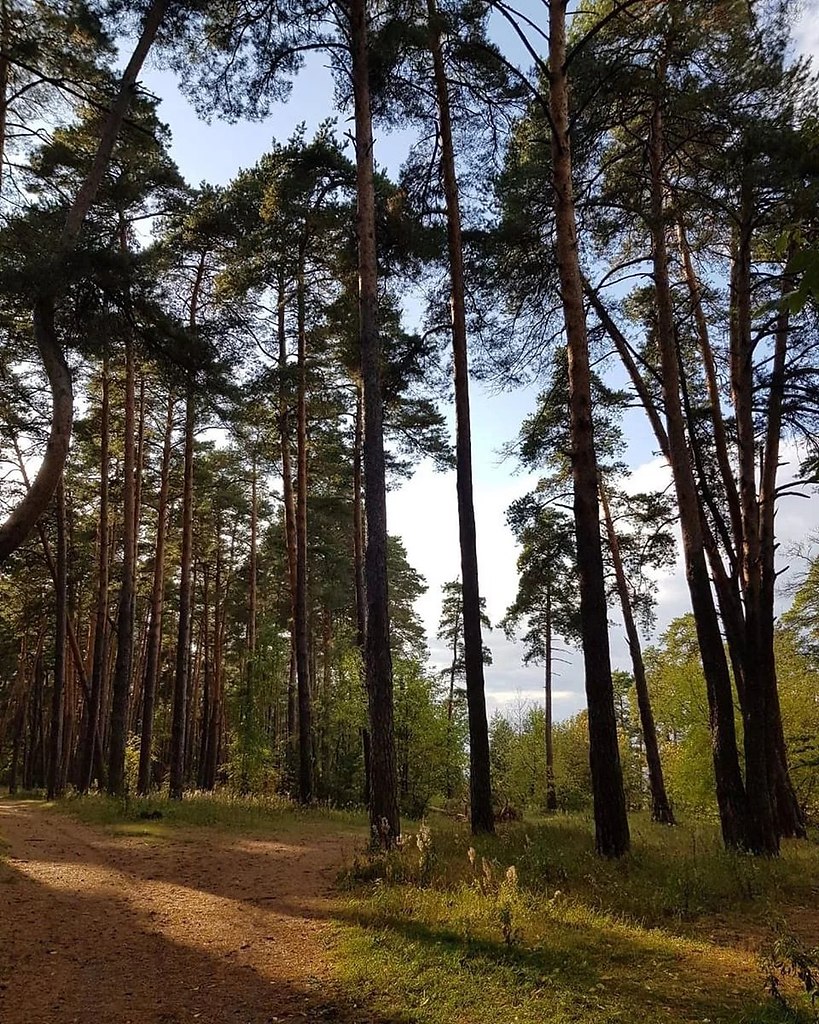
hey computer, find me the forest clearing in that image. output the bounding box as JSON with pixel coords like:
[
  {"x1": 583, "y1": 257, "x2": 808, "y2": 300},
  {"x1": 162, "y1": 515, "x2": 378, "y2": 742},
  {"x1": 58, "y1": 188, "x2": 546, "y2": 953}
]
[{"x1": 1, "y1": 793, "x2": 818, "y2": 1024}]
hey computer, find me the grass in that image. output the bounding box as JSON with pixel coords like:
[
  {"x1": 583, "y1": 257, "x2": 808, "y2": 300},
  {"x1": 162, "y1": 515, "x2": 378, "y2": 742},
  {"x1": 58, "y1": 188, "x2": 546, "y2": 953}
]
[
  {"x1": 48, "y1": 788, "x2": 368, "y2": 839},
  {"x1": 331, "y1": 812, "x2": 819, "y2": 1024}
]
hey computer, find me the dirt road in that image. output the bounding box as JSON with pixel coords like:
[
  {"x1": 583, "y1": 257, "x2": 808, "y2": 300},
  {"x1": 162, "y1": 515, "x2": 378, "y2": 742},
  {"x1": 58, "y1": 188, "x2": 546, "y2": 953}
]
[{"x1": 0, "y1": 800, "x2": 376, "y2": 1024}]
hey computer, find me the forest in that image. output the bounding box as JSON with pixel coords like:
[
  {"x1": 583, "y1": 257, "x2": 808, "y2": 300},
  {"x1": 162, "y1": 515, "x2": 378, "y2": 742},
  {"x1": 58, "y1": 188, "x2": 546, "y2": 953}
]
[{"x1": 1, "y1": 1, "x2": 819, "y2": 1022}]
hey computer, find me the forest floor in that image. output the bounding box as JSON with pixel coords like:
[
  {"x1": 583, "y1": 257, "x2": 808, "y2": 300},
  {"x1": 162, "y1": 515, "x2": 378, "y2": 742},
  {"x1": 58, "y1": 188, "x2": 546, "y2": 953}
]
[
  {"x1": 2, "y1": 796, "x2": 818, "y2": 1024},
  {"x1": 0, "y1": 796, "x2": 383, "y2": 1024}
]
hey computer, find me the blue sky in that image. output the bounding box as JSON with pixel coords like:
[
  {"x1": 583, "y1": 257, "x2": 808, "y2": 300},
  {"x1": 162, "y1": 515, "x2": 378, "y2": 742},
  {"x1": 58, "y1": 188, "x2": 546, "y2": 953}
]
[{"x1": 134, "y1": 3, "x2": 819, "y2": 721}]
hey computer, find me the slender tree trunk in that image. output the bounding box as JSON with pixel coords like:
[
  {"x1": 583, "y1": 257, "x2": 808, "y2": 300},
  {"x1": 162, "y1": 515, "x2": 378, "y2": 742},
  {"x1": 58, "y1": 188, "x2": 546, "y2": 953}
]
[
  {"x1": 138, "y1": 392, "x2": 174, "y2": 795},
  {"x1": 47, "y1": 476, "x2": 67, "y2": 799},
  {"x1": 350, "y1": 0, "x2": 400, "y2": 846},
  {"x1": 169, "y1": 384, "x2": 195, "y2": 800},
  {"x1": 295, "y1": 248, "x2": 313, "y2": 803},
  {"x1": 599, "y1": 478, "x2": 674, "y2": 824},
  {"x1": 544, "y1": 581, "x2": 557, "y2": 812},
  {"x1": 648, "y1": 93, "x2": 747, "y2": 850},
  {"x1": 729, "y1": 184, "x2": 778, "y2": 855},
  {"x1": 0, "y1": 0, "x2": 10, "y2": 198},
  {"x1": 759, "y1": 290, "x2": 806, "y2": 839},
  {"x1": 548, "y1": 0, "x2": 629, "y2": 857},
  {"x1": 428, "y1": 0, "x2": 493, "y2": 835},
  {"x1": 352, "y1": 381, "x2": 373, "y2": 805},
  {"x1": 203, "y1": 531, "x2": 221, "y2": 791},
  {"x1": 108, "y1": 310, "x2": 137, "y2": 797}
]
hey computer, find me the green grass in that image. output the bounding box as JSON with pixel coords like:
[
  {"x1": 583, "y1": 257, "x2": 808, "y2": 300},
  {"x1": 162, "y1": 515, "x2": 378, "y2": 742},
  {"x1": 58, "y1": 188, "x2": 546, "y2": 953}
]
[
  {"x1": 330, "y1": 812, "x2": 819, "y2": 1024},
  {"x1": 52, "y1": 788, "x2": 368, "y2": 839}
]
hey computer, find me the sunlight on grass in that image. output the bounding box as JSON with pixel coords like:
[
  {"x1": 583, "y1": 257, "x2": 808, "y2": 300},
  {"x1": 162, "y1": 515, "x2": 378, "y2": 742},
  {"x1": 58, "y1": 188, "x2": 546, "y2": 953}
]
[{"x1": 331, "y1": 813, "x2": 819, "y2": 1024}]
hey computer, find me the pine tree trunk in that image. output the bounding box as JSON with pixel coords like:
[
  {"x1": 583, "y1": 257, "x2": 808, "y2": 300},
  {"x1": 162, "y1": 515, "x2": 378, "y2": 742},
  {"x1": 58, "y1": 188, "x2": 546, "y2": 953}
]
[
  {"x1": 295, "y1": 249, "x2": 313, "y2": 803},
  {"x1": 729, "y1": 184, "x2": 778, "y2": 855},
  {"x1": 350, "y1": 0, "x2": 400, "y2": 846},
  {"x1": 599, "y1": 478, "x2": 674, "y2": 824},
  {"x1": 108, "y1": 316, "x2": 137, "y2": 797},
  {"x1": 47, "y1": 476, "x2": 67, "y2": 799},
  {"x1": 352, "y1": 382, "x2": 372, "y2": 804},
  {"x1": 138, "y1": 392, "x2": 174, "y2": 795},
  {"x1": 428, "y1": 0, "x2": 493, "y2": 835},
  {"x1": 169, "y1": 384, "x2": 195, "y2": 800},
  {"x1": 544, "y1": 581, "x2": 557, "y2": 812},
  {"x1": 648, "y1": 94, "x2": 747, "y2": 850},
  {"x1": 548, "y1": 0, "x2": 629, "y2": 858}
]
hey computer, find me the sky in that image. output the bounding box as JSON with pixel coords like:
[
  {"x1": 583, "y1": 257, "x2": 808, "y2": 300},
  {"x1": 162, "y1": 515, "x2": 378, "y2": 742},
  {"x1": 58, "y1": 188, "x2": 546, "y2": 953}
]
[{"x1": 131, "y1": 2, "x2": 819, "y2": 721}]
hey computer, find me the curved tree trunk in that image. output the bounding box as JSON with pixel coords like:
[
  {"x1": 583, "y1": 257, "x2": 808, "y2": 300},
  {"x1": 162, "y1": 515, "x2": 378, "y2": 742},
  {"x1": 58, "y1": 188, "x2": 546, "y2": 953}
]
[
  {"x1": 548, "y1": 0, "x2": 629, "y2": 858},
  {"x1": 428, "y1": 0, "x2": 493, "y2": 835},
  {"x1": 0, "y1": 0, "x2": 170, "y2": 562},
  {"x1": 350, "y1": 0, "x2": 400, "y2": 846}
]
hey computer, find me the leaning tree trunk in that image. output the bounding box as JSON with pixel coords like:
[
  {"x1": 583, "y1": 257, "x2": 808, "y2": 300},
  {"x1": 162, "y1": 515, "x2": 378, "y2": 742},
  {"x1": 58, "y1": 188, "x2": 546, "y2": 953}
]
[
  {"x1": 599, "y1": 478, "x2": 674, "y2": 824},
  {"x1": 137, "y1": 392, "x2": 174, "y2": 795},
  {"x1": 548, "y1": 0, "x2": 629, "y2": 858},
  {"x1": 350, "y1": 0, "x2": 400, "y2": 846},
  {"x1": 648, "y1": 93, "x2": 747, "y2": 850},
  {"x1": 428, "y1": 0, "x2": 493, "y2": 835},
  {"x1": 47, "y1": 476, "x2": 67, "y2": 800},
  {"x1": 108, "y1": 320, "x2": 137, "y2": 797},
  {"x1": 0, "y1": 0, "x2": 170, "y2": 562}
]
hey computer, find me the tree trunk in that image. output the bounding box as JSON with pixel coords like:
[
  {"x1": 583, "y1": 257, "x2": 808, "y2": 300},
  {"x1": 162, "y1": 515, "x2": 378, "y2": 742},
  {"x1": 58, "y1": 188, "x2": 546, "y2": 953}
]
[
  {"x1": 47, "y1": 476, "x2": 67, "y2": 799},
  {"x1": 169, "y1": 384, "x2": 195, "y2": 800},
  {"x1": 352, "y1": 381, "x2": 372, "y2": 805},
  {"x1": 107, "y1": 317, "x2": 137, "y2": 797},
  {"x1": 295, "y1": 247, "x2": 313, "y2": 803},
  {"x1": 138, "y1": 392, "x2": 174, "y2": 795},
  {"x1": 428, "y1": 0, "x2": 493, "y2": 835},
  {"x1": 648, "y1": 93, "x2": 747, "y2": 850},
  {"x1": 0, "y1": 0, "x2": 170, "y2": 562},
  {"x1": 544, "y1": 581, "x2": 557, "y2": 812},
  {"x1": 759, "y1": 289, "x2": 806, "y2": 839},
  {"x1": 599, "y1": 478, "x2": 674, "y2": 824},
  {"x1": 350, "y1": 0, "x2": 400, "y2": 847},
  {"x1": 548, "y1": 0, "x2": 629, "y2": 858}
]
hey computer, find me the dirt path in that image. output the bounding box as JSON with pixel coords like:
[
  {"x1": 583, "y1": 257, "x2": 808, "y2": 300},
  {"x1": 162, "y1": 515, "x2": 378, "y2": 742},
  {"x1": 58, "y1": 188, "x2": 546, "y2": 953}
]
[{"x1": 0, "y1": 800, "x2": 376, "y2": 1024}]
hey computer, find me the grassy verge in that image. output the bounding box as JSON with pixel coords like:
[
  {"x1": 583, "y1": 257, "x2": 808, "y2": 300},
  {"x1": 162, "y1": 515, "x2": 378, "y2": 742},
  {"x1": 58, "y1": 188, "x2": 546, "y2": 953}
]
[
  {"x1": 331, "y1": 812, "x2": 819, "y2": 1024},
  {"x1": 51, "y1": 789, "x2": 368, "y2": 839}
]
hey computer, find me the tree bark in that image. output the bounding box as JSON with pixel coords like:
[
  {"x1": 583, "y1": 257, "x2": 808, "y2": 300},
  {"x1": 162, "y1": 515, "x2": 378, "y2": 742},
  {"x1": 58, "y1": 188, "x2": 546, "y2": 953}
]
[
  {"x1": 548, "y1": 0, "x2": 629, "y2": 857},
  {"x1": 137, "y1": 392, "x2": 174, "y2": 795},
  {"x1": 350, "y1": 0, "x2": 400, "y2": 846},
  {"x1": 428, "y1": 0, "x2": 493, "y2": 835}
]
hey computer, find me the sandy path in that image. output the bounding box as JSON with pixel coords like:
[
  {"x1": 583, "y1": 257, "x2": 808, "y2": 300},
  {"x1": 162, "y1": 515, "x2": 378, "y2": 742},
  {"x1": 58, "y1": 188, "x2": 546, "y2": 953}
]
[{"x1": 0, "y1": 800, "x2": 376, "y2": 1024}]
